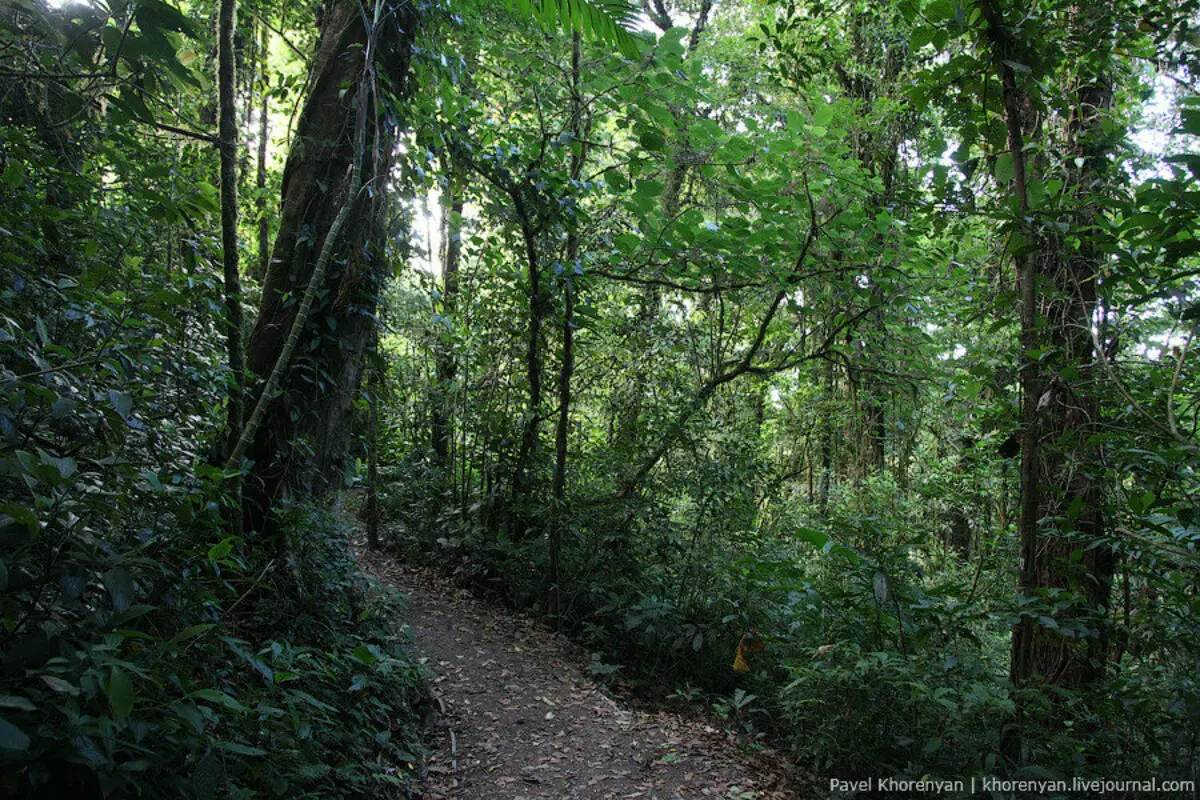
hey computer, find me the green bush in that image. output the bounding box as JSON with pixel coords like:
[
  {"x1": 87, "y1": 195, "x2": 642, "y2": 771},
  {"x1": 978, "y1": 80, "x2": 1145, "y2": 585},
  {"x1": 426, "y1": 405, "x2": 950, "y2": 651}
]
[{"x1": 0, "y1": 493, "x2": 425, "y2": 799}]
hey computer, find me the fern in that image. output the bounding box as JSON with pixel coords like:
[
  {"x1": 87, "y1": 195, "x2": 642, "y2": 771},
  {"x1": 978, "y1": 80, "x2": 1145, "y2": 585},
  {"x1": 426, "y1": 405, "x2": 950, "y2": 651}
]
[{"x1": 505, "y1": 0, "x2": 642, "y2": 57}]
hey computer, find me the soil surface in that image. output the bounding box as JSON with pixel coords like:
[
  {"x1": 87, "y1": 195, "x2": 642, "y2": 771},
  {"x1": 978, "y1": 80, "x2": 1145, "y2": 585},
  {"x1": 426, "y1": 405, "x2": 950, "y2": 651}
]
[{"x1": 355, "y1": 549, "x2": 795, "y2": 800}]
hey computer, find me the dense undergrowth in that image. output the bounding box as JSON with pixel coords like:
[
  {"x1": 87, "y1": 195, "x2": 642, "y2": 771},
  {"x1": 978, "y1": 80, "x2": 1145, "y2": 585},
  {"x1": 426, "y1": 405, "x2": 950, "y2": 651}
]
[
  {"x1": 0, "y1": 125, "x2": 425, "y2": 797},
  {"x1": 379, "y1": 463, "x2": 1200, "y2": 792},
  {"x1": 6, "y1": 0, "x2": 1200, "y2": 797},
  {"x1": 0, "y1": 476, "x2": 426, "y2": 799}
]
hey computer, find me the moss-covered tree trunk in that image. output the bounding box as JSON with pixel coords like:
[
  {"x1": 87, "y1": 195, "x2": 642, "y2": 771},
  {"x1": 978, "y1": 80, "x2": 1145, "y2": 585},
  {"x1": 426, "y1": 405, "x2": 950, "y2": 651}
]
[
  {"x1": 241, "y1": 0, "x2": 417, "y2": 535},
  {"x1": 981, "y1": 0, "x2": 1116, "y2": 761}
]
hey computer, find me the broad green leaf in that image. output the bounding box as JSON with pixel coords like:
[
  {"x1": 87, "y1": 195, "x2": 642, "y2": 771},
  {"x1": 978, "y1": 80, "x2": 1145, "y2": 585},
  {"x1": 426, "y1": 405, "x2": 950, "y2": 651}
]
[
  {"x1": 0, "y1": 716, "x2": 30, "y2": 751},
  {"x1": 103, "y1": 567, "x2": 135, "y2": 613},
  {"x1": 0, "y1": 695, "x2": 36, "y2": 712},
  {"x1": 108, "y1": 390, "x2": 135, "y2": 421},
  {"x1": 504, "y1": 0, "x2": 641, "y2": 57},
  {"x1": 163, "y1": 623, "x2": 216, "y2": 652},
  {"x1": 638, "y1": 130, "x2": 666, "y2": 152},
  {"x1": 812, "y1": 103, "x2": 834, "y2": 128},
  {"x1": 207, "y1": 538, "x2": 235, "y2": 561},
  {"x1": 191, "y1": 689, "x2": 246, "y2": 713},
  {"x1": 994, "y1": 152, "x2": 1014, "y2": 185},
  {"x1": 0, "y1": 504, "x2": 39, "y2": 539},
  {"x1": 794, "y1": 528, "x2": 859, "y2": 563},
  {"x1": 41, "y1": 676, "x2": 80, "y2": 696},
  {"x1": 107, "y1": 667, "x2": 134, "y2": 718},
  {"x1": 2, "y1": 162, "x2": 23, "y2": 190}
]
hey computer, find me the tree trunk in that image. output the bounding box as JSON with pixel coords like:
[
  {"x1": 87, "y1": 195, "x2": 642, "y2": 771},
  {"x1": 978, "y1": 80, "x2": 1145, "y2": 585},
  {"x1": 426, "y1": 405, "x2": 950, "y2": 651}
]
[
  {"x1": 818, "y1": 357, "x2": 834, "y2": 515},
  {"x1": 549, "y1": 31, "x2": 586, "y2": 618},
  {"x1": 365, "y1": 335, "x2": 380, "y2": 550},
  {"x1": 240, "y1": 0, "x2": 417, "y2": 535},
  {"x1": 217, "y1": 0, "x2": 244, "y2": 536},
  {"x1": 507, "y1": 202, "x2": 546, "y2": 537},
  {"x1": 432, "y1": 172, "x2": 464, "y2": 471},
  {"x1": 255, "y1": 23, "x2": 271, "y2": 281},
  {"x1": 980, "y1": 0, "x2": 1116, "y2": 762}
]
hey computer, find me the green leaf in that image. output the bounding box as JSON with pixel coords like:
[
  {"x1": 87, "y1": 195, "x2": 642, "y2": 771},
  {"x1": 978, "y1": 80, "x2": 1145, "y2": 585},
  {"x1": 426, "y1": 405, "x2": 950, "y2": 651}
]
[
  {"x1": 193, "y1": 752, "x2": 221, "y2": 800},
  {"x1": 0, "y1": 504, "x2": 39, "y2": 539},
  {"x1": 218, "y1": 742, "x2": 267, "y2": 756},
  {"x1": 634, "y1": 179, "x2": 663, "y2": 198},
  {"x1": 103, "y1": 566, "x2": 135, "y2": 613},
  {"x1": 170, "y1": 701, "x2": 205, "y2": 733},
  {"x1": 41, "y1": 676, "x2": 80, "y2": 696},
  {"x1": 0, "y1": 715, "x2": 30, "y2": 751},
  {"x1": 994, "y1": 152, "x2": 1014, "y2": 185},
  {"x1": 0, "y1": 695, "x2": 36, "y2": 712},
  {"x1": 638, "y1": 130, "x2": 666, "y2": 152},
  {"x1": 1178, "y1": 109, "x2": 1200, "y2": 137},
  {"x1": 108, "y1": 390, "x2": 134, "y2": 421},
  {"x1": 112, "y1": 86, "x2": 156, "y2": 124},
  {"x1": 794, "y1": 528, "x2": 860, "y2": 563},
  {"x1": 614, "y1": 233, "x2": 641, "y2": 253},
  {"x1": 1015, "y1": 765, "x2": 1065, "y2": 781},
  {"x1": 207, "y1": 538, "x2": 235, "y2": 561},
  {"x1": 909, "y1": 25, "x2": 935, "y2": 50},
  {"x1": 163, "y1": 623, "x2": 216, "y2": 652},
  {"x1": 191, "y1": 689, "x2": 246, "y2": 713},
  {"x1": 812, "y1": 103, "x2": 834, "y2": 128},
  {"x1": 1066, "y1": 496, "x2": 1084, "y2": 520},
  {"x1": 107, "y1": 667, "x2": 134, "y2": 718},
  {"x1": 135, "y1": 0, "x2": 196, "y2": 36},
  {"x1": 505, "y1": 0, "x2": 641, "y2": 57},
  {"x1": 112, "y1": 604, "x2": 158, "y2": 625},
  {"x1": 2, "y1": 162, "x2": 24, "y2": 190},
  {"x1": 603, "y1": 171, "x2": 630, "y2": 192},
  {"x1": 288, "y1": 690, "x2": 335, "y2": 711}
]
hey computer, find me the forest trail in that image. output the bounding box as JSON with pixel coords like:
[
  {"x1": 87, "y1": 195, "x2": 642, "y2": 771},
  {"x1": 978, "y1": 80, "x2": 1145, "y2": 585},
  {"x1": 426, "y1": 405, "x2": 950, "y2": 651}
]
[{"x1": 354, "y1": 546, "x2": 795, "y2": 800}]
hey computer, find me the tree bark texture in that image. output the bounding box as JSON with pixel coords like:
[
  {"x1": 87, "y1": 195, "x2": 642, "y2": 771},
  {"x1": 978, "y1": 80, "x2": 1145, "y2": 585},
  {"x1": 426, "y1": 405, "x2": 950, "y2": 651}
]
[
  {"x1": 241, "y1": 0, "x2": 417, "y2": 533},
  {"x1": 981, "y1": 0, "x2": 1116, "y2": 760}
]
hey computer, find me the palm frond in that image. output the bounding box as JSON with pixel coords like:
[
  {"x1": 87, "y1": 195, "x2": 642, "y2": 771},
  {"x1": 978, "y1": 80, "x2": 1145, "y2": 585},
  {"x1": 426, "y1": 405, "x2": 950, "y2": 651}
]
[{"x1": 506, "y1": 0, "x2": 643, "y2": 57}]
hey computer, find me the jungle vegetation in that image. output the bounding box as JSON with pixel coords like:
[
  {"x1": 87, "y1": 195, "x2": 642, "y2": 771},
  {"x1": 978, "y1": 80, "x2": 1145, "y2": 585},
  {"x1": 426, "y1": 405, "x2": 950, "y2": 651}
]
[{"x1": 1, "y1": 0, "x2": 1199, "y2": 796}]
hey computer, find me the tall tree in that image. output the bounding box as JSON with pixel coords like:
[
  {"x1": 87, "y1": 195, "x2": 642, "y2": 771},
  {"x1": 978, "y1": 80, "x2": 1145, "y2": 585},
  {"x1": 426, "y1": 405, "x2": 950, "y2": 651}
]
[
  {"x1": 978, "y1": 0, "x2": 1117, "y2": 760},
  {"x1": 432, "y1": 167, "x2": 464, "y2": 474},
  {"x1": 235, "y1": 0, "x2": 418, "y2": 534},
  {"x1": 549, "y1": 30, "x2": 588, "y2": 616},
  {"x1": 217, "y1": 0, "x2": 244, "y2": 535},
  {"x1": 255, "y1": 22, "x2": 271, "y2": 281}
]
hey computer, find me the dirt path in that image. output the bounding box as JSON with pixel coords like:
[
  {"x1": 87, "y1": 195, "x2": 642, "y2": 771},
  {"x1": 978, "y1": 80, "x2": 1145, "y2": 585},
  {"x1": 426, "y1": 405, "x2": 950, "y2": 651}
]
[{"x1": 355, "y1": 550, "x2": 794, "y2": 800}]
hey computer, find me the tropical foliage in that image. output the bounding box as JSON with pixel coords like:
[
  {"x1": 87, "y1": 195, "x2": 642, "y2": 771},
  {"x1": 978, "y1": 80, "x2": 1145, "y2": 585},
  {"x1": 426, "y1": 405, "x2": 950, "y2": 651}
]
[{"x1": 2, "y1": 0, "x2": 1198, "y2": 796}]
